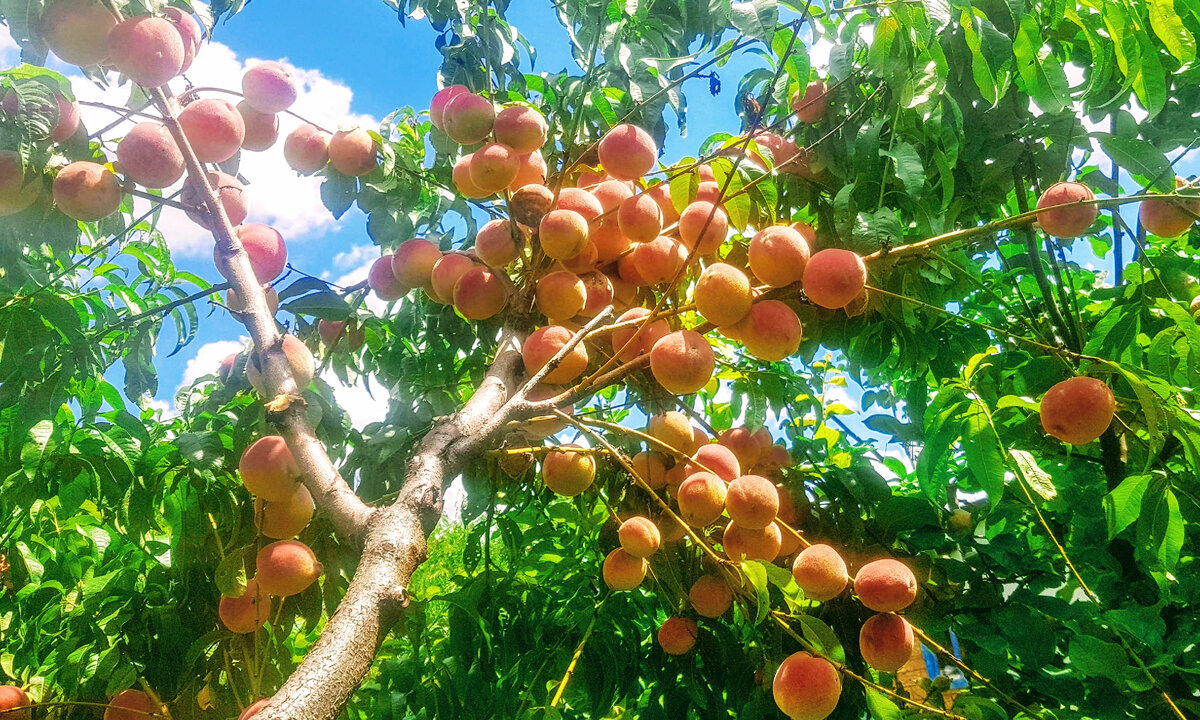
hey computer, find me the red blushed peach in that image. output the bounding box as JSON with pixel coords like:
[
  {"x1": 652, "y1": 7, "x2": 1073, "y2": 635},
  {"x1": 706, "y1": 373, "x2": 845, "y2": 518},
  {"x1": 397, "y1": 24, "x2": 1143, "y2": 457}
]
[
  {"x1": 329, "y1": 128, "x2": 379, "y2": 176},
  {"x1": 610, "y1": 307, "x2": 670, "y2": 361},
  {"x1": 556, "y1": 187, "x2": 604, "y2": 221},
  {"x1": 475, "y1": 218, "x2": 521, "y2": 266},
  {"x1": 792, "y1": 544, "x2": 848, "y2": 601},
  {"x1": 678, "y1": 201, "x2": 728, "y2": 254},
  {"x1": 561, "y1": 241, "x2": 599, "y2": 274},
  {"x1": 430, "y1": 85, "x2": 470, "y2": 130},
  {"x1": 536, "y1": 270, "x2": 587, "y2": 321},
  {"x1": 0, "y1": 685, "x2": 30, "y2": 720},
  {"x1": 772, "y1": 652, "x2": 841, "y2": 720},
  {"x1": 239, "y1": 435, "x2": 301, "y2": 501},
  {"x1": 598, "y1": 123, "x2": 657, "y2": 180},
  {"x1": 677, "y1": 471, "x2": 727, "y2": 527},
  {"x1": 618, "y1": 193, "x2": 663, "y2": 243},
  {"x1": 619, "y1": 516, "x2": 661, "y2": 557},
  {"x1": 792, "y1": 80, "x2": 829, "y2": 123},
  {"x1": 859, "y1": 613, "x2": 915, "y2": 673},
  {"x1": 318, "y1": 320, "x2": 345, "y2": 346},
  {"x1": 42, "y1": 0, "x2": 117, "y2": 67},
  {"x1": 802, "y1": 249, "x2": 867, "y2": 309},
  {"x1": 511, "y1": 184, "x2": 554, "y2": 227},
  {"x1": 430, "y1": 253, "x2": 477, "y2": 304},
  {"x1": 443, "y1": 92, "x2": 495, "y2": 144},
  {"x1": 695, "y1": 180, "x2": 725, "y2": 208},
  {"x1": 719, "y1": 429, "x2": 763, "y2": 470},
  {"x1": 579, "y1": 272, "x2": 613, "y2": 317},
  {"x1": 237, "y1": 101, "x2": 279, "y2": 152},
  {"x1": 755, "y1": 131, "x2": 822, "y2": 179},
  {"x1": 646, "y1": 181, "x2": 681, "y2": 224},
  {"x1": 633, "y1": 235, "x2": 687, "y2": 285},
  {"x1": 179, "y1": 98, "x2": 245, "y2": 163},
  {"x1": 658, "y1": 617, "x2": 699, "y2": 655},
  {"x1": 284, "y1": 124, "x2": 330, "y2": 173},
  {"x1": 723, "y1": 521, "x2": 782, "y2": 561},
  {"x1": 725, "y1": 474, "x2": 779, "y2": 529},
  {"x1": 0, "y1": 151, "x2": 41, "y2": 216},
  {"x1": 591, "y1": 223, "x2": 631, "y2": 262},
  {"x1": 219, "y1": 578, "x2": 271, "y2": 633},
  {"x1": 592, "y1": 179, "x2": 634, "y2": 219},
  {"x1": 255, "y1": 540, "x2": 322, "y2": 597},
  {"x1": 854, "y1": 559, "x2": 918, "y2": 612},
  {"x1": 736, "y1": 300, "x2": 803, "y2": 362},
  {"x1": 117, "y1": 122, "x2": 184, "y2": 188},
  {"x1": 510, "y1": 151, "x2": 547, "y2": 191},
  {"x1": 246, "y1": 335, "x2": 314, "y2": 395},
  {"x1": 1139, "y1": 177, "x2": 1199, "y2": 237},
  {"x1": 228, "y1": 223, "x2": 287, "y2": 282},
  {"x1": 453, "y1": 154, "x2": 490, "y2": 198},
  {"x1": 749, "y1": 225, "x2": 811, "y2": 287},
  {"x1": 107, "y1": 16, "x2": 184, "y2": 88},
  {"x1": 1035, "y1": 181, "x2": 1097, "y2": 238},
  {"x1": 646, "y1": 411, "x2": 693, "y2": 454},
  {"x1": 523, "y1": 325, "x2": 589, "y2": 384},
  {"x1": 543, "y1": 445, "x2": 595, "y2": 496},
  {"x1": 540, "y1": 209, "x2": 590, "y2": 260},
  {"x1": 650, "y1": 330, "x2": 714, "y2": 395},
  {"x1": 689, "y1": 575, "x2": 733, "y2": 618},
  {"x1": 254, "y1": 483, "x2": 315, "y2": 539},
  {"x1": 238, "y1": 698, "x2": 272, "y2": 720},
  {"x1": 494, "y1": 105, "x2": 547, "y2": 153},
  {"x1": 603, "y1": 547, "x2": 647, "y2": 590},
  {"x1": 526, "y1": 384, "x2": 571, "y2": 438},
  {"x1": 183, "y1": 171, "x2": 248, "y2": 229},
  {"x1": 162, "y1": 7, "x2": 201, "y2": 73},
  {"x1": 469, "y1": 142, "x2": 520, "y2": 193},
  {"x1": 695, "y1": 263, "x2": 753, "y2": 327},
  {"x1": 104, "y1": 690, "x2": 159, "y2": 720},
  {"x1": 687, "y1": 442, "x2": 740, "y2": 483},
  {"x1": 53, "y1": 161, "x2": 120, "y2": 221},
  {"x1": 453, "y1": 267, "x2": 507, "y2": 320},
  {"x1": 1039, "y1": 376, "x2": 1115, "y2": 445},
  {"x1": 226, "y1": 285, "x2": 279, "y2": 315},
  {"x1": 242, "y1": 61, "x2": 297, "y2": 114},
  {"x1": 369, "y1": 255, "x2": 410, "y2": 301},
  {"x1": 392, "y1": 238, "x2": 442, "y2": 288},
  {"x1": 632, "y1": 450, "x2": 669, "y2": 488}
]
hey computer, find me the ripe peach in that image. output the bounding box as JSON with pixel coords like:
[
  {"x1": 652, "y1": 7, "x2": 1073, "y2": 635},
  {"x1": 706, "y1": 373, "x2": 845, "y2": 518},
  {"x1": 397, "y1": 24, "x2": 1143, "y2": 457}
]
[
  {"x1": 246, "y1": 335, "x2": 315, "y2": 395},
  {"x1": 736, "y1": 300, "x2": 803, "y2": 362},
  {"x1": 802, "y1": 249, "x2": 867, "y2": 309},
  {"x1": 590, "y1": 223, "x2": 631, "y2": 262},
  {"x1": 792, "y1": 80, "x2": 829, "y2": 123},
  {"x1": 689, "y1": 575, "x2": 733, "y2": 617},
  {"x1": 429, "y1": 253, "x2": 476, "y2": 304},
  {"x1": 598, "y1": 123, "x2": 657, "y2": 180},
  {"x1": 539, "y1": 209, "x2": 589, "y2": 260},
  {"x1": 677, "y1": 471, "x2": 727, "y2": 527},
  {"x1": 778, "y1": 525, "x2": 802, "y2": 558},
  {"x1": 1139, "y1": 177, "x2": 1199, "y2": 237},
  {"x1": 0, "y1": 152, "x2": 40, "y2": 216},
  {"x1": 369, "y1": 255, "x2": 410, "y2": 300},
  {"x1": 632, "y1": 450, "x2": 669, "y2": 488},
  {"x1": 633, "y1": 235, "x2": 687, "y2": 285},
  {"x1": 556, "y1": 187, "x2": 604, "y2": 221},
  {"x1": 695, "y1": 180, "x2": 724, "y2": 207},
  {"x1": 430, "y1": 84, "x2": 469, "y2": 130},
  {"x1": 494, "y1": 105, "x2": 547, "y2": 153},
  {"x1": 118, "y1": 122, "x2": 184, "y2": 188},
  {"x1": 225, "y1": 284, "x2": 279, "y2": 315},
  {"x1": 774, "y1": 482, "x2": 800, "y2": 523},
  {"x1": 452, "y1": 154, "x2": 490, "y2": 198},
  {"x1": 656, "y1": 513, "x2": 688, "y2": 543},
  {"x1": 791, "y1": 544, "x2": 848, "y2": 601},
  {"x1": 443, "y1": 92, "x2": 495, "y2": 144},
  {"x1": 603, "y1": 547, "x2": 647, "y2": 590},
  {"x1": 242, "y1": 61, "x2": 297, "y2": 114},
  {"x1": 239, "y1": 698, "x2": 272, "y2": 720},
  {"x1": 237, "y1": 101, "x2": 279, "y2": 152},
  {"x1": 719, "y1": 428, "x2": 763, "y2": 469},
  {"x1": 510, "y1": 150, "x2": 546, "y2": 190},
  {"x1": 219, "y1": 578, "x2": 270, "y2": 633},
  {"x1": 647, "y1": 181, "x2": 681, "y2": 224},
  {"x1": 859, "y1": 613, "x2": 914, "y2": 673},
  {"x1": 578, "y1": 272, "x2": 613, "y2": 316},
  {"x1": 183, "y1": 171, "x2": 248, "y2": 228},
  {"x1": 53, "y1": 161, "x2": 120, "y2": 221},
  {"x1": 218, "y1": 353, "x2": 239, "y2": 384},
  {"x1": 1039, "y1": 376, "x2": 1115, "y2": 445},
  {"x1": 283, "y1": 124, "x2": 330, "y2": 173},
  {"x1": 687, "y1": 444, "x2": 740, "y2": 483},
  {"x1": 255, "y1": 540, "x2": 322, "y2": 596},
  {"x1": 561, "y1": 241, "x2": 599, "y2": 274},
  {"x1": 511, "y1": 183, "x2": 554, "y2": 226},
  {"x1": 328, "y1": 128, "x2": 378, "y2": 176},
  {"x1": 650, "y1": 330, "x2": 714, "y2": 395},
  {"x1": 725, "y1": 474, "x2": 778, "y2": 529},
  {"x1": 619, "y1": 515, "x2": 661, "y2": 557},
  {"x1": 678, "y1": 201, "x2": 728, "y2": 254},
  {"x1": 392, "y1": 238, "x2": 442, "y2": 288},
  {"x1": 162, "y1": 7, "x2": 201, "y2": 73},
  {"x1": 647, "y1": 412, "x2": 694, "y2": 454},
  {"x1": 1035, "y1": 181, "x2": 1097, "y2": 238},
  {"x1": 42, "y1": 0, "x2": 117, "y2": 66},
  {"x1": 523, "y1": 325, "x2": 588, "y2": 384},
  {"x1": 749, "y1": 225, "x2": 811, "y2": 287},
  {"x1": 536, "y1": 270, "x2": 586, "y2": 320},
  {"x1": 723, "y1": 521, "x2": 782, "y2": 562},
  {"x1": 229, "y1": 223, "x2": 287, "y2": 282},
  {"x1": 690, "y1": 426, "x2": 712, "y2": 454},
  {"x1": 469, "y1": 142, "x2": 519, "y2": 193},
  {"x1": 179, "y1": 98, "x2": 245, "y2": 163},
  {"x1": 319, "y1": 319, "x2": 346, "y2": 346},
  {"x1": 694, "y1": 263, "x2": 753, "y2": 327},
  {"x1": 593, "y1": 178, "x2": 634, "y2": 216},
  {"x1": 658, "y1": 617, "x2": 698, "y2": 655},
  {"x1": 453, "y1": 267, "x2": 507, "y2": 319},
  {"x1": 239, "y1": 435, "x2": 300, "y2": 502},
  {"x1": 104, "y1": 690, "x2": 158, "y2": 720},
  {"x1": 542, "y1": 445, "x2": 595, "y2": 496},
  {"x1": 610, "y1": 307, "x2": 670, "y2": 361},
  {"x1": 854, "y1": 559, "x2": 918, "y2": 612},
  {"x1": 108, "y1": 16, "x2": 184, "y2": 88},
  {"x1": 618, "y1": 193, "x2": 663, "y2": 243},
  {"x1": 772, "y1": 652, "x2": 841, "y2": 720},
  {"x1": 475, "y1": 218, "x2": 521, "y2": 266},
  {"x1": 0, "y1": 686, "x2": 30, "y2": 720}
]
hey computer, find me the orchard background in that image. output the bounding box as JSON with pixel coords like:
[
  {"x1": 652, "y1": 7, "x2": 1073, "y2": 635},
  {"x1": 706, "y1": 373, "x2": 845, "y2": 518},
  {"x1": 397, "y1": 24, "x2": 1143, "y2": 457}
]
[{"x1": 1, "y1": 0, "x2": 1200, "y2": 719}]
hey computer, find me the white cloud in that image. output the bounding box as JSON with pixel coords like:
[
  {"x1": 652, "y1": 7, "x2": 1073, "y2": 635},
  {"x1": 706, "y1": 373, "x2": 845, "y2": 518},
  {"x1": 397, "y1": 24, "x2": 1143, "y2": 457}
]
[{"x1": 179, "y1": 338, "x2": 245, "y2": 389}]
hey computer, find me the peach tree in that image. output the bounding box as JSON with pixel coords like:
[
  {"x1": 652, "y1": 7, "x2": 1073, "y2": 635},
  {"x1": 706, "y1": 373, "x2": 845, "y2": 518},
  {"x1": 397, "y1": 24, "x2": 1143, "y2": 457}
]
[{"x1": 1, "y1": 1, "x2": 1199, "y2": 719}]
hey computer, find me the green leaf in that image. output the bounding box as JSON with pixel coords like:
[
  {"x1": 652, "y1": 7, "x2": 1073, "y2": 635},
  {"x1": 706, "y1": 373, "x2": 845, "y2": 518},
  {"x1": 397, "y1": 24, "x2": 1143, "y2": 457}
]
[
  {"x1": 921, "y1": 0, "x2": 952, "y2": 29},
  {"x1": 1096, "y1": 135, "x2": 1175, "y2": 192},
  {"x1": 1010, "y1": 449, "x2": 1056, "y2": 501},
  {"x1": 795, "y1": 615, "x2": 845, "y2": 663},
  {"x1": 963, "y1": 402, "x2": 1006, "y2": 501},
  {"x1": 1138, "y1": 482, "x2": 1184, "y2": 572},
  {"x1": 741, "y1": 560, "x2": 770, "y2": 624},
  {"x1": 729, "y1": 0, "x2": 778, "y2": 44},
  {"x1": 1147, "y1": 0, "x2": 1195, "y2": 64},
  {"x1": 216, "y1": 546, "x2": 251, "y2": 597},
  {"x1": 864, "y1": 688, "x2": 904, "y2": 719},
  {"x1": 882, "y1": 142, "x2": 924, "y2": 196},
  {"x1": 1068, "y1": 634, "x2": 1133, "y2": 682}
]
